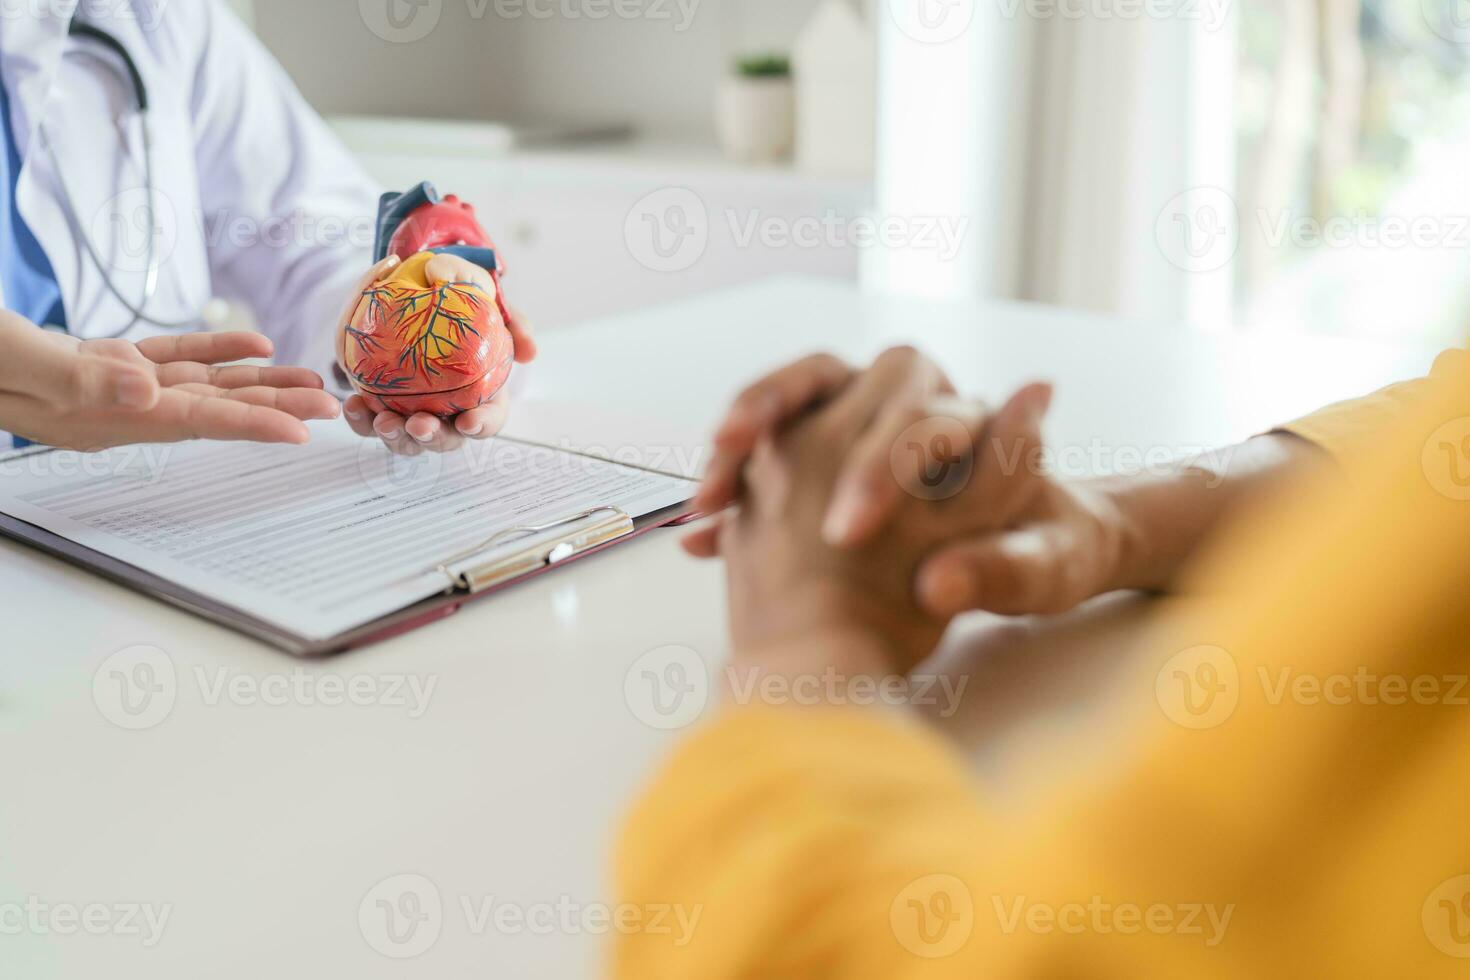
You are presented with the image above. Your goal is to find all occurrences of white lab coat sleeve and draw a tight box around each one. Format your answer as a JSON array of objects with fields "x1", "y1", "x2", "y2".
[{"x1": 174, "y1": 0, "x2": 381, "y2": 383}]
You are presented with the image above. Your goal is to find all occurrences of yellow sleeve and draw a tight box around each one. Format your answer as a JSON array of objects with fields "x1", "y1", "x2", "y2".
[
  {"x1": 615, "y1": 351, "x2": 1470, "y2": 978},
  {"x1": 614, "y1": 708, "x2": 1036, "y2": 980},
  {"x1": 1280, "y1": 347, "x2": 1467, "y2": 458}
]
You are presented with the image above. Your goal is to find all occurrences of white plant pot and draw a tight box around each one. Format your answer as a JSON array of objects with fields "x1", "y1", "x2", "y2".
[{"x1": 715, "y1": 76, "x2": 795, "y2": 164}]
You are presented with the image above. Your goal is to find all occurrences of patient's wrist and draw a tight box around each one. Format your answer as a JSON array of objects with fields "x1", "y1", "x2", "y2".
[{"x1": 1087, "y1": 477, "x2": 1155, "y2": 595}]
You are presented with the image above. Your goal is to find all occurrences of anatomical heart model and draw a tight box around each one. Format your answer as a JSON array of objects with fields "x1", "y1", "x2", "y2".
[{"x1": 340, "y1": 182, "x2": 515, "y2": 418}]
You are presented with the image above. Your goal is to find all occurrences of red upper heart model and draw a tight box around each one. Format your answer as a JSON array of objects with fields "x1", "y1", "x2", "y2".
[{"x1": 340, "y1": 182, "x2": 516, "y2": 419}]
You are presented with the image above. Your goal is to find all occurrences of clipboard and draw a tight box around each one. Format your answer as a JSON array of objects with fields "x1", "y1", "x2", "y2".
[
  {"x1": 0, "y1": 499, "x2": 699, "y2": 657},
  {"x1": 0, "y1": 439, "x2": 702, "y2": 657}
]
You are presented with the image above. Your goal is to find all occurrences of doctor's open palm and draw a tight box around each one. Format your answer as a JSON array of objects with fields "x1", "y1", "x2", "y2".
[{"x1": 0, "y1": 310, "x2": 342, "y2": 451}]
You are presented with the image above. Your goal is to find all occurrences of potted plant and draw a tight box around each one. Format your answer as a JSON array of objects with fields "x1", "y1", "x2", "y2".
[{"x1": 715, "y1": 54, "x2": 795, "y2": 164}]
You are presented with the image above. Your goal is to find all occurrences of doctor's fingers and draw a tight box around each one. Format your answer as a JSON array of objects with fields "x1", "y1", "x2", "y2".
[
  {"x1": 339, "y1": 256, "x2": 404, "y2": 310},
  {"x1": 400, "y1": 396, "x2": 511, "y2": 451},
  {"x1": 420, "y1": 254, "x2": 537, "y2": 368},
  {"x1": 353, "y1": 255, "x2": 404, "y2": 294},
  {"x1": 422, "y1": 255, "x2": 541, "y2": 363},
  {"x1": 170, "y1": 384, "x2": 342, "y2": 422},
  {"x1": 12, "y1": 338, "x2": 161, "y2": 413},
  {"x1": 384, "y1": 398, "x2": 511, "y2": 455},
  {"x1": 343, "y1": 395, "x2": 379, "y2": 438},
  {"x1": 424, "y1": 253, "x2": 497, "y2": 298},
  {"x1": 372, "y1": 412, "x2": 461, "y2": 456},
  {"x1": 335, "y1": 256, "x2": 405, "y2": 348},
  {"x1": 453, "y1": 396, "x2": 511, "y2": 440},
  {"x1": 371, "y1": 412, "x2": 425, "y2": 456},
  {"x1": 137, "y1": 390, "x2": 312, "y2": 445},
  {"x1": 504, "y1": 305, "x2": 538, "y2": 364},
  {"x1": 155, "y1": 363, "x2": 327, "y2": 391},
  {"x1": 400, "y1": 413, "x2": 464, "y2": 453},
  {"x1": 132, "y1": 331, "x2": 276, "y2": 366}
]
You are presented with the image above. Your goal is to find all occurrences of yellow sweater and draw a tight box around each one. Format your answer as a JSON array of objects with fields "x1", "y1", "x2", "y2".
[
  {"x1": 1282, "y1": 347, "x2": 1468, "y2": 457},
  {"x1": 615, "y1": 351, "x2": 1470, "y2": 977}
]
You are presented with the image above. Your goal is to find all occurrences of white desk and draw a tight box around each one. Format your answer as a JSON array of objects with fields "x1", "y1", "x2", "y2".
[{"x1": 0, "y1": 278, "x2": 1440, "y2": 979}]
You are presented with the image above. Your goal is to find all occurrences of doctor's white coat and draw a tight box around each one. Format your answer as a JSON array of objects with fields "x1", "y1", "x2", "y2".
[{"x1": 0, "y1": 0, "x2": 379, "y2": 378}]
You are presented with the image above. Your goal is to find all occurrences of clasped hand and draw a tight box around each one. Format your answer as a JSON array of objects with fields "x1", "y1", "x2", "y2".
[{"x1": 692, "y1": 347, "x2": 1131, "y2": 675}]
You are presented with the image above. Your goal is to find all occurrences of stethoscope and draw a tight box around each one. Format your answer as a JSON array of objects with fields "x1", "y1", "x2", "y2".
[{"x1": 36, "y1": 20, "x2": 198, "y2": 336}]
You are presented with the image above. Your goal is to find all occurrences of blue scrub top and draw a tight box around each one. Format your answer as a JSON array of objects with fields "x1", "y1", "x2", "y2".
[
  {"x1": 0, "y1": 81, "x2": 67, "y2": 331},
  {"x1": 1, "y1": 80, "x2": 68, "y2": 449}
]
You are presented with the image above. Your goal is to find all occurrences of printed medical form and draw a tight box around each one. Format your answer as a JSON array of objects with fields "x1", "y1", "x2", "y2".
[{"x1": 0, "y1": 428, "x2": 694, "y2": 641}]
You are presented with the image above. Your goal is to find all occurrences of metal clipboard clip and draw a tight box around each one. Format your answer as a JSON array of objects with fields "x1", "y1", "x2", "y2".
[{"x1": 430, "y1": 506, "x2": 636, "y2": 595}]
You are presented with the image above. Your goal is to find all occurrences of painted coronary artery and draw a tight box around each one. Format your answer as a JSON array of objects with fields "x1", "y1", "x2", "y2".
[
  {"x1": 342, "y1": 252, "x2": 514, "y2": 418},
  {"x1": 341, "y1": 187, "x2": 516, "y2": 418}
]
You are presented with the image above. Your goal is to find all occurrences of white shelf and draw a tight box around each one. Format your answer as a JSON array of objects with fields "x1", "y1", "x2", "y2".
[
  {"x1": 330, "y1": 116, "x2": 871, "y2": 195},
  {"x1": 513, "y1": 137, "x2": 873, "y2": 193}
]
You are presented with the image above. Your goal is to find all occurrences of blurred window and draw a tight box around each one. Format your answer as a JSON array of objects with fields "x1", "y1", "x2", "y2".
[{"x1": 1237, "y1": 0, "x2": 1470, "y2": 343}]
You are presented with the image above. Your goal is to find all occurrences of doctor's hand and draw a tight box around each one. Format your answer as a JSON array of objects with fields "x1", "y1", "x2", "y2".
[
  {"x1": 687, "y1": 348, "x2": 1126, "y2": 619},
  {"x1": 339, "y1": 254, "x2": 539, "y2": 456},
  {"x1": 0, "y1": 310, "x2": 341, "y2": 452}
]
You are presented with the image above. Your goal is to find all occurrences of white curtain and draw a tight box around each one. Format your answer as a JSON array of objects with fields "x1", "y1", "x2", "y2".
[
  {"x1": 871, "y1": 7, "x2": 1235, "y2": 325},
  {"x1": 1017, "y1": 20, "x2": 1150, "y2": 313}
]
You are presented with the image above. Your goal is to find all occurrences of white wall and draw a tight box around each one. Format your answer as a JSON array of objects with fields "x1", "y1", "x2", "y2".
[
  {"x1": 250, "y1": 0, "x2": 833, "y2": 139},
  {"x1": 250, "y1": 0, "x2": 518, "y2": 121}
]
